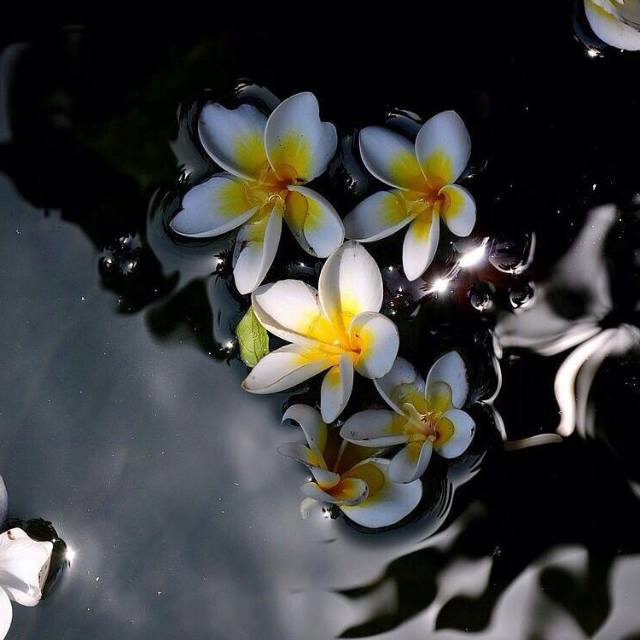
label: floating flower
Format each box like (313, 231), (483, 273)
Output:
(278, 405), (422, 528)
(584, 0), (640, 51)
(170, 92), (344, 294)
(343, 111), (476, 281)
(0, 528), (53, 640)
(340, 352), (475, 483)
(242, 241), (400, 422)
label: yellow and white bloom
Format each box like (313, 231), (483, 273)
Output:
(0, 528), (53, 640)
(242, 241), (400, 423)
(584, 0), (640, 50)
(344, 111), (476, 281)
(340, 352), (475, 484)
(170, 92), (345, 294)
(279, 405), (422, 528)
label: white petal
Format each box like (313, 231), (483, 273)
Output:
(439, 184), (476, 237)
(233, 199), (283, 295)
(349, 312), (399, 379)
(343, 190), (416, 242)
(264, 92), (337, 184)
(282, 404), (327, 454)
(301, 478), (368, 507)
(242, 344), (336, 394)
(278, 443), (340, 489)
(374, 357), (425, 414)
(426, 351), (469, 409)
(0, 529), (53, 607)
(285, 186), (344, 257)
(252, 280), (337, 347)
(318, 241), (383, 342)
(435, 409), (475, 459)
(0, 589), (12, 640)
(170, 174), (260, 238)
(320, 355), (354, 423)
(340, 410), (408, 447)
(341, 458), (422, 528)
(389, 441), (433, 483)
(402, 210), (440, 281)
(585, 0), (640, 49)
(359, 127), (429, 192)
(415, 111), (471, 186)
(199, 103), (269, 180)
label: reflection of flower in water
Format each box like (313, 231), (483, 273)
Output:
(278, 405), (422, 529)
(497, 204), (639, 439)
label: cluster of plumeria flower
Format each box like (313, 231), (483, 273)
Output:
(172, 91), (478, 528)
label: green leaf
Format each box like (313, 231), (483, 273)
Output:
(236, 307), (269, 368)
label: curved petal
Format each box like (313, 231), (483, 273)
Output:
(199, 103), (269, 180)
(0, 589), (12, 640)
(301, 478), (368, 507)
(359, 126), (429, 192)
(252, 280), (337, 347)
(585, 0), (640, 50)
(389, 441), (433, 484)
(426, 351), (469, 409)
(318, 241), (383, 342)
(320, 355), (354, 423)
(277, 442), (326, 470)
(343, 190), (417, 242)
(282, 404), (327, 454)
(374, 357), (426, 414)
(233, 200), (283, 295)
(435, 409), (475, 459)
(0, 529), (52, 607)
(265, 92), (337, 184)
(242, 344), (336, 394)
(340, 410), (408, 447)
(439, 184), (476, 238)
(285, 186), (344, 258)
(171, 174), (260, 238)
(415, 111), (471, 187)
(341, 458), (422, 528)
(349, 312), (399, 379)
(402, 210), (440, 281)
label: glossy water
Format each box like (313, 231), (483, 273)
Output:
(1, 13), (640, 639)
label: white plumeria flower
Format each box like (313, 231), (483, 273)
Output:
(170, 92), (345, 294)
(343, 111), (477, 281)
(340, 352), (475, 484)
(242, 241), (400, 422)
(0, 528), (53, 640)
(584, 0), (640, 50)
(278, 405), (422, 528)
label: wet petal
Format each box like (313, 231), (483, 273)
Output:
(374, 357), (426, 414)
(435, 409), (475, 459)
(282, 404), (327, 454)
(402, 209), (440, 280)
(199, 103), (268, 181)
(265, 92), (337, 184)
(170, 174), (260, 238)
(341, 458), (422, 528)
(318, 241), (383, 342)
(277, 442), (327, 469)
(242, 344), (336, 394)
(252, 280), (337, 347)
(343, 190), (417, 242)
(415, 111), (471, 186)
(359, 126), (429, 191)
(426, 351), (469, 409)
(585, 0), (640, 50)
(301, 478), (368, 507)
(439, 184), (476, 237)
(285, 186), (344, 258)
(349, 312), (399, 379)
(340, 410), (408, 447)
(233, 200), (283, 294)
(389, 441), (433, 484)
(0, 589), (11, 640)
(320, 355), (354, 423)
(0, 529), (52, 607)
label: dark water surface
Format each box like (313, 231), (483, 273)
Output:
(1, 13), (640, 639)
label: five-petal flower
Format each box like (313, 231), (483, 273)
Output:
(343, 111), (476, 281)
(170, 92), (345, 294)
(0, 528), (53, 640)
(278, 405), (422, 528)
(340, 352), (475, 483)
(242, 241), (400, 422)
